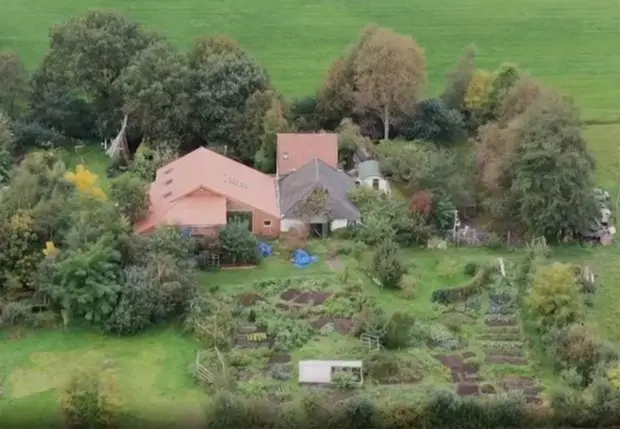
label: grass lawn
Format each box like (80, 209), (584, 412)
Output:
(0, 327), (207, 427)
(1, 0), (619, 121)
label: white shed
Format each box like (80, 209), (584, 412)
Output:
(298, 360), (363, 385)
(356, 160), (390, 194)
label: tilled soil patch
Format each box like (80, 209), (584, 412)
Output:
(310, 317), (354, 334)
(484, 355), (528, 365)
(479, 333), (523, 341)
(456, 383), (480, 396)
(435, 354), (479, 382)
(486, 319), (518, 327)
(484, 325), (521, 334)
(237, 292), (264, 307)
(269, 353), (292, 364)
(280, 289), (332, 306)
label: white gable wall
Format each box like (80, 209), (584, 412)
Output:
(360, 176), (390, 193)
(281, 217), (349, 232)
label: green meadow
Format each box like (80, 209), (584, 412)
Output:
(1, 0), (619, 120)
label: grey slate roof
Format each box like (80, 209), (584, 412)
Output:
(278, 159), (361, 221)
(357, 160), (381, 180)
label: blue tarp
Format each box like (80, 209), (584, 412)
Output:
(292, 249), (318, 268)
(258, 241), (272, 257)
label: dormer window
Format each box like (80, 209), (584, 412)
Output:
(165, 179), (173, 186)
(163, 191), (172, 198)
(164, 168), (173, 175)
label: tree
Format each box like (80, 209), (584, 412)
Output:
(409, 190), (433, 219)
(487, 63), (522, 117)
(526, 263), (584, 329)
(0, 52), (29, 119)
(352, 26), (427, 140)
(239, 90), (290, 171)
(441, 44), (478, 110)
(0, 210), (44, 291)
(336, 118), (371, 168)
(317, 57), (356, 130)
(506, 91), (598, 240)
(109, 173), (149, 223)
(292, 187), (330, 233)
(399, 98), (464, 145)
(41, 238), (122, 325)
(371, 238), (406, 289)
(464, 70), (494, 111)
(187, 35), (269, 148)
(64, 164), (106, 201)
(60, 368), (120, 429)
(117, 42), (190, 141)
(39, 10), (160, 137)
(218, 221), (260, 265)
(129, 144), (178, 182)
(0, 112), (14, 183)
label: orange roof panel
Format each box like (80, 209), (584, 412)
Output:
(276, 133), (338, 176)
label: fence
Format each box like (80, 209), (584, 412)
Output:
(438, 227), (520, 247)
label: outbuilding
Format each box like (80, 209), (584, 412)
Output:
(298, 360), (363, 385)
(356, 160), (390, 194)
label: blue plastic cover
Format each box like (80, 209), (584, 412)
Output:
(258, 241), (272, 257)
(292, 249), (318, 268)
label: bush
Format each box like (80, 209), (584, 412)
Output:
(431, 266), (492, 304)
(463, 262), (478, 277)
(382, 312), (416, 349)
(218, 221), (261, 265)
(371, 239), (406, 289)
(399, 98), (465, 145)
(333, 371), (358, 391)
(526, 263), (584, 330)
(59, 368), (120, 429)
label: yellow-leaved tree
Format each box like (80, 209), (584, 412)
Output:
(464, 70), (495, 110)
(43, 241), (58, 258)
(526, 262), (584, 329)
(64, 164), (106, 200)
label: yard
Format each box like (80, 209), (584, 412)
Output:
(1, 0), (619, 121)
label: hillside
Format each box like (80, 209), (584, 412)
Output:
(1, 0), (619, 121)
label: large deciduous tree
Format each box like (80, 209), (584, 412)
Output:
(0, 52), (29, 119)
(441, 44), (478, 110)
(187, 35), (269, 149)
(352, 26), (427, 140)
(109, 173), (149, 224)
(117, 42), (190, 142)
(506, 91), (598, 240)
(34, 10), (160, 138)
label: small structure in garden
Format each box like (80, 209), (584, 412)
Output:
(360, 333), (382, 351)
(298, 360), (363, 385)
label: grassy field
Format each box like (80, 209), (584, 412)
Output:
(0, 327), (207, 427)
(1, 0), (619, 120)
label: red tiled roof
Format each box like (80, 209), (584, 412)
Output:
(276, 133), (338, 176)
(135, 147), (279, 233)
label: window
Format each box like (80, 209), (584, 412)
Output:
(164, 179), (173, 185)
(164, 168), (173, 175)
(283, 152), (289, 160)
(263, 220), (272, 227)
(163, 191), (173, 198)
(372, 178), (380, 190)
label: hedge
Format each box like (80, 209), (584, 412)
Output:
(431, 266), (493, 304)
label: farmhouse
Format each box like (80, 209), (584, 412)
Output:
(134, 147), (280, 237)
(276, 133), (361, 235)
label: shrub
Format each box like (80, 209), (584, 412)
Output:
(218, 221), (260, 265)
(59, 368), (120, 429)
(526, 263), (584, 330)
(409, 190), (433, 219)
(548, 323), (616, 386)
(382, 312), (416, 349)
(431, 266), (492, 304)
(463, 262), (478, 277)
(342, 396), (377, 429)
(371, 239), (406, 290)
(333, 371), (358, 391)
